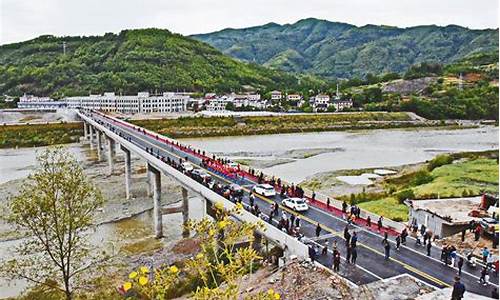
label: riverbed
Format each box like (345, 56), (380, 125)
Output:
(181, 126), (498, 184)
(0, 142), (204, 298)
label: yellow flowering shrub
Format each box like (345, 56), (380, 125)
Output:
(121, 200), (267, 299)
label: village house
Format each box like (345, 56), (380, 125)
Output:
(270, 90), (282, 101)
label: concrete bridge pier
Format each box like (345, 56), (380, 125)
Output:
(146, 163), (153, 197)
(89, 125), (95, 150)
(107, 137), (116, 175)
(96, 131), (103, 161)
(148, 163), (163, 238)
(182, 187), (190, 238)
(122, 146), (132, 200)
(83, 123), (89, 140)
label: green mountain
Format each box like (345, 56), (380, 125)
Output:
(0, 28), (325, 97)
(192, 18), (499, 79)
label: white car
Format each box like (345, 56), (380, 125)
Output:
(282, 197), (309, 212)
(252, 184), (276, 197)
(181, 162), (194, 172)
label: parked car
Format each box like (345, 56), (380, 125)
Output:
(191, 169), (210, 181)
(282, 197), (309, 212)
(252, 184), (276, 197)
(181, 162), (194, 173)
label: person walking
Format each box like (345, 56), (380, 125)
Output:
(322, 242), (328, 256)
(327, 197), (331, 208)
(295, 216), (300, 228)
(333, 252), (341, 272)
(342, 201), (348, 213)
(461, 229), (466, 242)
(457, 257), (464, 276)
(482, 247), (490, 263)
(396, 235), (401, 251)
(344, 228), (351, 247)
(346, 245), (352, 263)
(426, 239), (432, 256)
(366, 216), (371, 228)
(351, 247), (358, 265)
(315, 223), (321, 237)
(401, 228), (408, 245)
(377, 216), (383, 232)
(309, 245), (317, 263)
(451, 276), (466, 300)
(351, 232), (358, 248)
(450, 248), (457, 267)
(383, 240), (391, 260)
(479, 266), (488, 285)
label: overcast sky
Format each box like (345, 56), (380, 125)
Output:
(1, 0), (498, 44)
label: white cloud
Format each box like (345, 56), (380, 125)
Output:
(1, 0), (498, 44)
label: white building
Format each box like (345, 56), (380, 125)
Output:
(270, 90), (282, 101)
(331, 99), (353, 112)
(66, 92), (189, 114)
(206, 97), (232, 111)
(311, 94), (330, 112)
(286, 94), (302, 101)
(17, 94), (66, 109)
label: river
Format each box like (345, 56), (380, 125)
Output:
(181, 126), (499, 183)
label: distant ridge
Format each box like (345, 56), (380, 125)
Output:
(192, 18), (499, 79)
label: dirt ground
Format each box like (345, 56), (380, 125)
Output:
(434, 230), (496, 257)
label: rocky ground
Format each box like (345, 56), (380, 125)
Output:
(299, 163), (423, 198)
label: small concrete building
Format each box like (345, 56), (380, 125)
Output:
(405, 196), (482, 238)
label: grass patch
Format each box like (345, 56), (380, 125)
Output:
(130, 112), (436, 138)
(413, 158), (498, 198)
(358, 197), (409, 221)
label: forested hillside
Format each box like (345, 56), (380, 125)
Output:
(0, 28), (325, 97)
(193, 18), (499, 79)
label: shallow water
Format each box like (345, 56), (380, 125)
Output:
(181, 126), (498, 183)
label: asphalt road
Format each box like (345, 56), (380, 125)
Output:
(89, 112), (498, 297)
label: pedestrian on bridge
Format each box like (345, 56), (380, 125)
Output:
(316, 223), (322, 237)
(401, 228), (408, 245)
(322, 242), (328, 256)
(457, 256), (464, 275)
(377, 216), (383, 232)
(344, 227), (351, 246)
(351, 247), (357, 265)
(351, 232), (358, 248)
(346, 245), (352, 263)
(333, 252), (341, 272)
(451, 276), (466, 300)
(342, 201), (348, 213)
(383, 240), (391, 260)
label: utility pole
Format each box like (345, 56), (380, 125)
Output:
(62, 41), (67, 55)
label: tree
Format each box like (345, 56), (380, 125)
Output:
(3, 147), (104, 299)
(121, 202), (279, 299)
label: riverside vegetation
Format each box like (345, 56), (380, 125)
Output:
(0, 122), (82, 148)
(131, 112), (434, 139)
(302, 151), (499, 222)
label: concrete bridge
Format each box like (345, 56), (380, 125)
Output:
(78, 110), (498, 297)
(79, 110), (308, 258)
